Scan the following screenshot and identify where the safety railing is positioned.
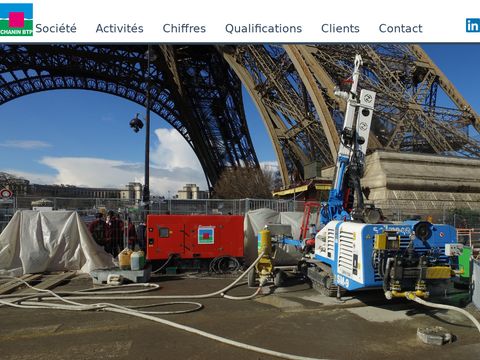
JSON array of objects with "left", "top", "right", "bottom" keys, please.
[
  {"left": 0, "top": 197, "right": 307, "bottom": 233},
  {"left": 456, "top": 228, "right": 480, "bottom": 250}
]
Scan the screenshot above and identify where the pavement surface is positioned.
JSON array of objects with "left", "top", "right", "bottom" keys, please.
[{"left": 1, "top": 273, "right": 479, "bottom": 360}]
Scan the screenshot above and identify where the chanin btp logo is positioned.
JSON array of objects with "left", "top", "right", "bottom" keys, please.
[
  {"left": 0, "top": 3, "right": 33, "bottom": 36},
  {"left": 466, "top": 18, "right": 480, "bottom": 33}
]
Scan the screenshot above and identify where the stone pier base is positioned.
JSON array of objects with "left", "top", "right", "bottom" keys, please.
[{"left": 323, "top": 151, "right": 480, "bottom": 221}]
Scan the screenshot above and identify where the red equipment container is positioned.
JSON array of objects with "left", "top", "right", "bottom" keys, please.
[{"left": 146, "top": 215, "right": 244, "bottom": 260}]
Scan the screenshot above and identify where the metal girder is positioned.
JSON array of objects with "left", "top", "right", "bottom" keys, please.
[
  {"left": 221, "top": 48, "right": 293, "bottom": 186},
  {"left": 410, "top": 45, "right": 480, "bottom": 131},
  {"left": 283, "top": 45, "right": 340, "bottom": 157},
  {"left": 221, "top": 44, "right": 480, "bottom": 186},
  {"left": 0, "top": 45, "right": 259, "bottom": 188},
  {"left": 218, "top": 45, "right": 334, "bottom": 185},
  {"left": 305, "top": 44, "right": 480, "bottom": 157},
  {"left": 289, "top": 45, "right": 383, "bottom": 151}
]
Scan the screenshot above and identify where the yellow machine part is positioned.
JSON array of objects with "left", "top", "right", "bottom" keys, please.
[
  {"left": 258, "top": 229, "right": 272, "bottom": 256},
  {"left": 374, "top": 233, "right": 387, "bottom": 250},
  {"left": 256, "top": 257, "right": 273, "bottom": 276},
  {"left": 256, "top": 228, "right": 273, "bottom": 278},
  {"left": 425, "top": 266, "right": 452, "bottom": 279},
  {"left": 390, "top": 290, "right": 429, "bottom": 299}
]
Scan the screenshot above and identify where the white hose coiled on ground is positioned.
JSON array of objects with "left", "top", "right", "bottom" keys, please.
[
  {"left": 0, "top": 251, "right": 331, "bottom": 360},
  {"left": 408, "top": 294, "right": 480, "bottom": 334}
]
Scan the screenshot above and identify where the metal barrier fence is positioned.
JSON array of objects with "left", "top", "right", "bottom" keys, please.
[
  {"left": 0, "top": 197, "right": 306, "bottom": 233},
  {"left": 456, "top": 229, "right": 480, "bottom": 250},
  {"left": 11, "top": 197, "right": 306, "bottom": 214},
  {"left": 0, "top": 207, "right": 14, "bottom": 234},
  {"left": 2, "top": 196, "right": 480, "bottom": 236}
]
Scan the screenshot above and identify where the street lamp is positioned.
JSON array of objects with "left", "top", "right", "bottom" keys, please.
[
  {"left": 129, "top": 114, "right": 143, "bottom": 133},
  {"left": 130, "top": 44, "right": 154, "bottom": 215}
]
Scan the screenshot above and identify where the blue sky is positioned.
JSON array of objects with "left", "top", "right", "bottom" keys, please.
[{"left": 0, "top": 44, "right": 479, "bottom": 195}]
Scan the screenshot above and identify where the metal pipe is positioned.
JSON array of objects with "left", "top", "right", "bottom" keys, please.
[
  {"left": 391, "top": 290, "right": 428, "bottom": 298},
  {"left": 143, "top": 44, "right": 151, "bottom": 214}
]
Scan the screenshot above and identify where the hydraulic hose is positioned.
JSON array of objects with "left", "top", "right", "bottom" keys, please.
[
  {"left": 152, "top": 254, "right": 175, "bottom": 274},
  {"left": 106, "top": 306, "right": 329, "bottom": 360},
  {"left": 0, "top": 251, "right": 266, "bottom": 303},
  {"left": 58, "top": 251, "right": 262, "bottom": 301},
  {"left": 407, "top": 294, "right": 480, "bottom": 335},
  {"left": 0, "top": 294, "right": 329, "bottom": 360},
  {"left": 0, "top": 251, "right": 332, "bottom": 360},
  {"left": 382, "top": 258, "right": 393, "bottom": 293}
]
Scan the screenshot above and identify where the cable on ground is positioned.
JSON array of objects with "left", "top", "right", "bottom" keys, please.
[
  {"left": 151, "top": 254, "right": 176, "bottom": 274},
  {"left": 407, "top": 294, "right": 480, "bottom": 334},
  {"left": 0, "top": 251, "right": 332, "bottom": 360}
]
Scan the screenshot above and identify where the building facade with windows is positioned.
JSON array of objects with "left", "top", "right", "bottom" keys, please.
[{"left": 177, "top": 183, "right": 209, "bottom": 200}]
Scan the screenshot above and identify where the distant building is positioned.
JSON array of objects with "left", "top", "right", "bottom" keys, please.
[
  {"left": 120, "top": 182, "right": 143, "bottom": 201},
  {"left": 177, "top": 183, "right": 209, "bottom": 200},
  {"left": 28, "top": 183, "right": 124, "bottom": 199},
  {"left": 0, "top": 172, "right": 143, "bottom": 201}
]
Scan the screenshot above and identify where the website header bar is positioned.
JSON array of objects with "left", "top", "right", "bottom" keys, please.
[{"left": 0, "top": 0, "right": 478, "bottom": 42}]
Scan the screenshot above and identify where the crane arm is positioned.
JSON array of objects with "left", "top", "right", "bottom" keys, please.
[{"left": 320, "top": 55, "right": 376, "bottom": 225}]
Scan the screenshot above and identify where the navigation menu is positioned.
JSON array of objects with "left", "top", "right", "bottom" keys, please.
[{"left": 0, "top": 0, "right": 475, "bottom": 43}]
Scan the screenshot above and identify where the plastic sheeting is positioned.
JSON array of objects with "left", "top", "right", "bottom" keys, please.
[
  {"left": 474, "top": 259, "right": 480, "bottom": 310},
  {"left": 244, "top": 208, "right": 304, "bottom": 265},
  {"left": 0, "top": 210, "right": 114, "bottom": 276}
]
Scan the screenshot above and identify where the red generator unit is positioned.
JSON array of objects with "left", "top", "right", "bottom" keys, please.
[{"left": 146, "top": 215, "right": 244, "bottom": 260}]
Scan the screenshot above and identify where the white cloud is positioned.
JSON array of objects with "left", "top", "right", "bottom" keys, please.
[
  {"left": 151, "top": 128, "right": 203, "bottom": 170},
  {"left": 260, "top": 161, "right": 279, "bottom": 172},
  {"left": 39, "top": 157, "right": 139, "bottom": 188},
  {"left": 0, "top": 140, "right": 52, "bottom": 149},
  {"left": 5, "top": 128, "right": 208, "bottom": 196}
]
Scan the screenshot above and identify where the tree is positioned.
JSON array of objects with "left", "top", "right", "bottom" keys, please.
[
  {"left": 0, "top": 172, "right": 28, "bottom": 187},
  {"left": 213, "top": 166, "right": 274, "bottom": 199},
  {"left": 0, "top": 172, "right": 30, "bottom": 196}
]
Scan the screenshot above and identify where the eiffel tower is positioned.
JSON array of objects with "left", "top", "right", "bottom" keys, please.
[{"left": 1, "top": 44, "right": 478, "bottom": 188}]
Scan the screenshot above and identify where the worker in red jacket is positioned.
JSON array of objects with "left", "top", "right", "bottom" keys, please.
[
  {"left": 126, "top": 217, "right": 137, "bottom": 249},
  {"left": 88, "top": 213, "right": 107, "bottom": 247},
  {"left": 105, "top": 210, "right": 124, "bottom": 257}
]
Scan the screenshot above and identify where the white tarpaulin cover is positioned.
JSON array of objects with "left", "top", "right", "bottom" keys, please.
[{"left": 0, "top": 210, "right": 114, "bottom": 276}]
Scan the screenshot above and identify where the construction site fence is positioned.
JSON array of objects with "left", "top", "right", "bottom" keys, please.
[
  {"left": 1, "top": 197, "right": 480, "bottom": 244},
  {"left": 0, "top": 197, "right": 307, "bottom": 233}
]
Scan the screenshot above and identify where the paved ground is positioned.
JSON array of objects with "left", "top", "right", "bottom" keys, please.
[{"left": 1, "top": 273, "right": 479, "bottom": 360}]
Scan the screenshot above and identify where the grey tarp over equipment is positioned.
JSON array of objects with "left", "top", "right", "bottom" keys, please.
[{"left": 243, "top": 208, "right": 304, "bottom": 265}]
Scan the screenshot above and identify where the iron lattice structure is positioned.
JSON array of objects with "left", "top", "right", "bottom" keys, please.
[
  {"left": 1, "top": 44, "right": 479, "bottom": 187},
  {"left": 0, "top": 45, "right": 258, "bottom": 188},
  {"left": 221, "top": 45, "right": 480, "bottom": 185}
]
